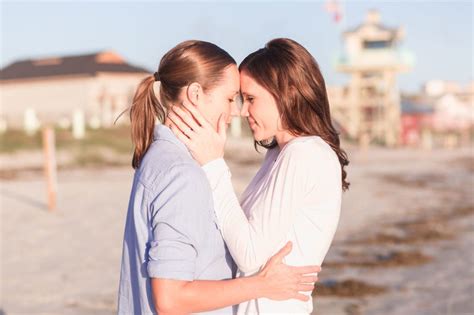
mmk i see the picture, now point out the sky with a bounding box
[1,0,472,93]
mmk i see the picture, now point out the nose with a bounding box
[240,102,249,117]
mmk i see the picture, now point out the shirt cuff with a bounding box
[201,158,229,190]
[147,259,195,281]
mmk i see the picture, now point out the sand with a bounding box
[1,139,473,315]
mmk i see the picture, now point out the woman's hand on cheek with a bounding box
[168,100,228,166]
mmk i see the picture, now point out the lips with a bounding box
[248,119,256,129]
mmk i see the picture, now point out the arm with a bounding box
[152,276,265,315]
[202,147,306,272]
[151,241,319,314]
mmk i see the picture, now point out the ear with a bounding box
[186,82,203,106]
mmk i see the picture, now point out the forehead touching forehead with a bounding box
[208,64,239,95]
[225,64,240,92]
[208,65,240,98]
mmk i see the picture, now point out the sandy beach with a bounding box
[1,139,473,315]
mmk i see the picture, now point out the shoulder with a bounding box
[280,136,339,167]
[275,136,341,187]
[144,159,213,215]
[137,142,208,191]
[279,136,342,194]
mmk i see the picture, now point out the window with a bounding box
[363,40,390,49]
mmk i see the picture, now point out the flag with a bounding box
[325,0,343,23]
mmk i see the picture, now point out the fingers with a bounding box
[181,100,211,128]
[169,123,191,145]
[293,293,310,302]
[172,106,201,131]
[300,275,319,284]
[293,265,321,275]
[168,111,195,139]
[297,283,316,292]
[269,241,293,263]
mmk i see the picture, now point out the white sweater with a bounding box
[202,136,342,314]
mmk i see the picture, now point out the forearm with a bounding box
[203,159,292,272]
[153,275,265,314]
[185,275,266,313]
[202,159,273,271]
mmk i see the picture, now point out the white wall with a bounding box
[0,72,148,129]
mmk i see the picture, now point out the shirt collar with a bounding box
[153,124,191,155]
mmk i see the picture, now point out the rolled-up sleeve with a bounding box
[146,162,211,281]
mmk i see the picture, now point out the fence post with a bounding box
[42,126,58,211]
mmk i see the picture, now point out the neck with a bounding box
[164,117,172,127]
[275,130,297,150]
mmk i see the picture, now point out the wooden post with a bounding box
[42,127,58,211]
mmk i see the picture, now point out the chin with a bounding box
[252,127,272,143]
[252,132,263,142]
[253,134,270,143]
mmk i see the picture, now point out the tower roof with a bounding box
[343,9,402,40]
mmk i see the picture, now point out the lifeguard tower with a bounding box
[334,10,414,146]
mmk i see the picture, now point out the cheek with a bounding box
[215,97,233,120]
[207,96,230,127]
[251,103,279,133]
[209,94,227,110]
[199,97,218,125]
[223,101,232,115]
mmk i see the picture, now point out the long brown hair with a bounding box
[240,38,350,191]
[129,40,236,169]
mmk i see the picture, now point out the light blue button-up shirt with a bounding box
[117,124,235,315]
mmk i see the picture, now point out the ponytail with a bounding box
[130,76,165,169]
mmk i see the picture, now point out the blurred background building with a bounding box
[0,51,148,133]
[400,79,474,148]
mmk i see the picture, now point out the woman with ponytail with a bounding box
[118,40,321,315]
[169,38,349,314]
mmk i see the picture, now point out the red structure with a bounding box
[400,100,434,146]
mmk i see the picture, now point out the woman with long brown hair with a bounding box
[118,40,321,315]
[169,38,349,314]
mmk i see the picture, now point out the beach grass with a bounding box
[0,126,133,154]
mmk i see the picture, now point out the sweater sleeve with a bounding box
[201,145,309,273]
